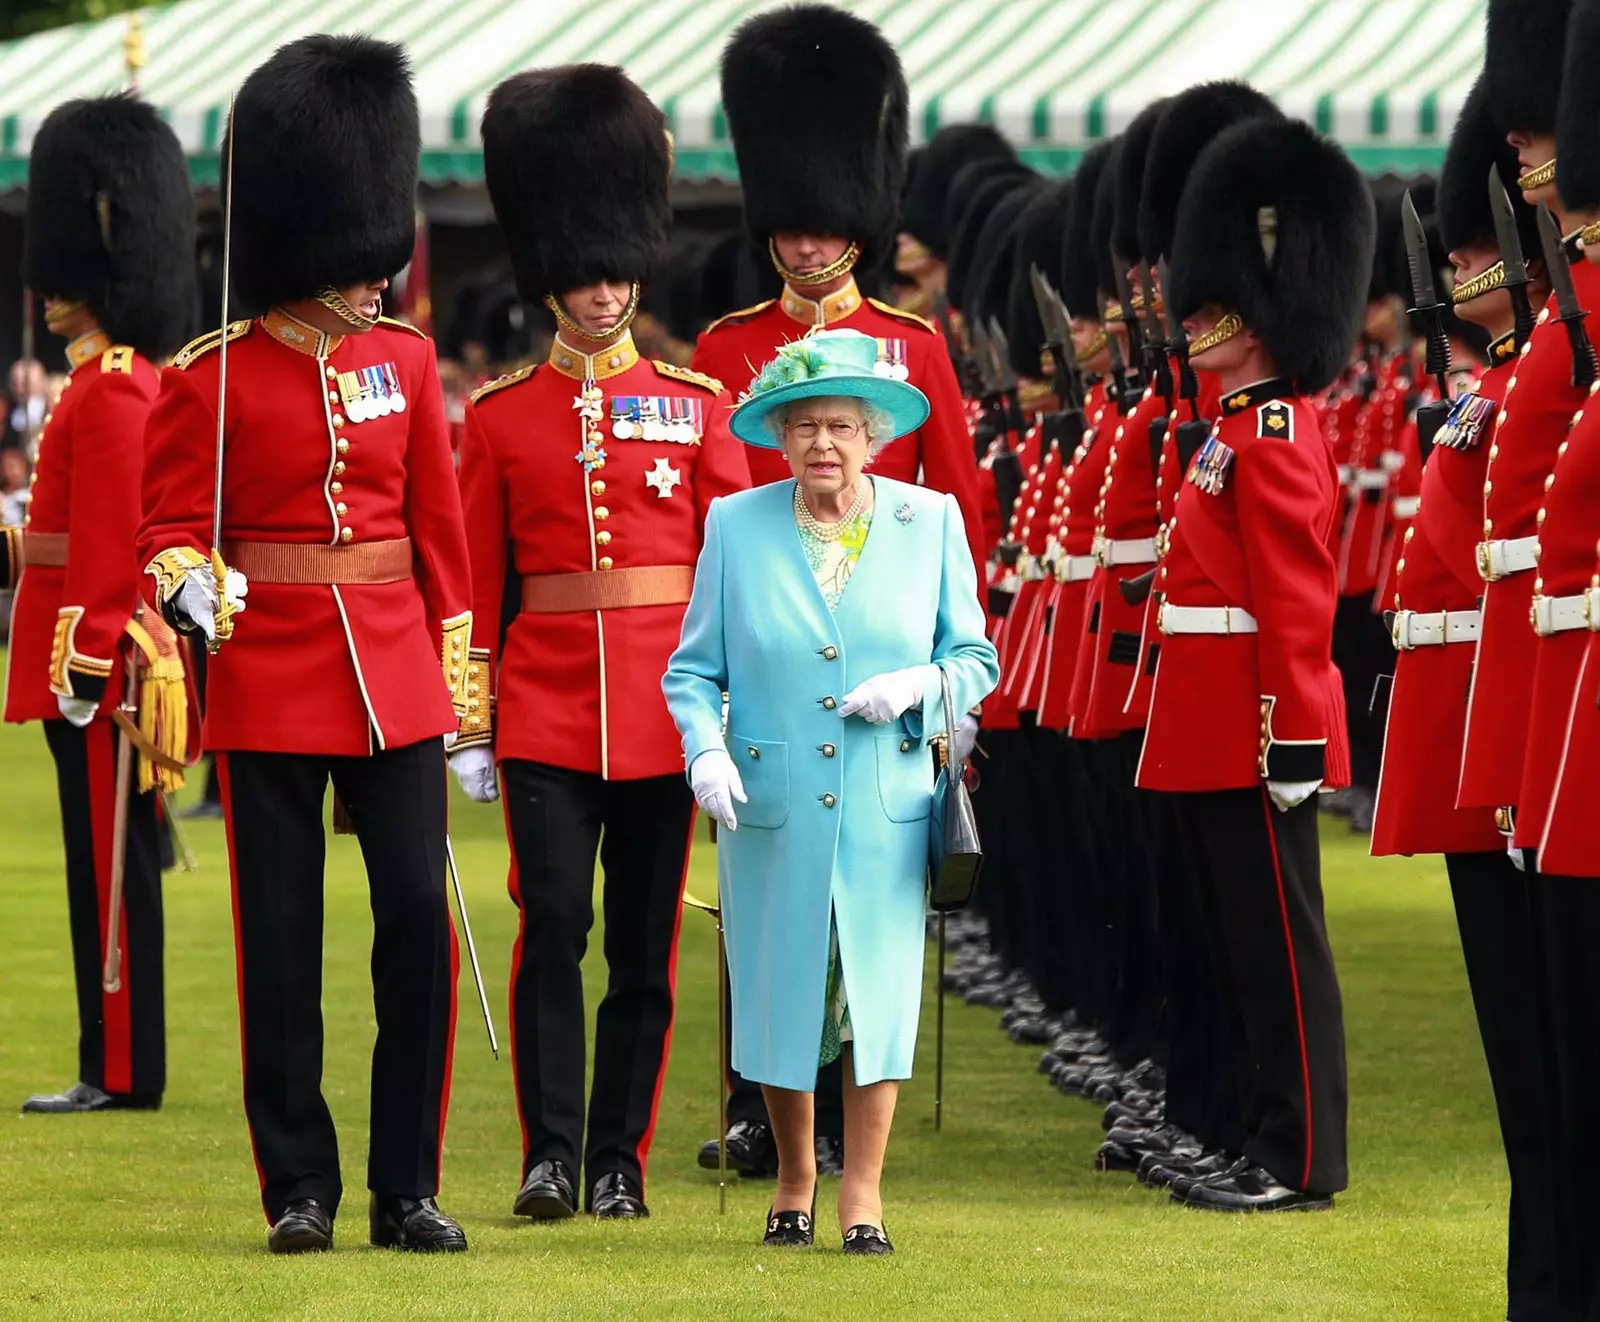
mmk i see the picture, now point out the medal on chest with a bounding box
[609,395,704,443]
[873,338,910,381]
[573,384,608,471]
[1432,392,1497,451]
[335,361,406,423]
[1186,435,1236,496]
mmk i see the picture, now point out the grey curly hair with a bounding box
[768,397,897,458]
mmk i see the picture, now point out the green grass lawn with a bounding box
[0,708,1506,1319]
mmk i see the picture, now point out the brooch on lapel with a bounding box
[895,503,915,525]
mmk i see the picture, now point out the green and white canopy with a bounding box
[0,0,1486,188]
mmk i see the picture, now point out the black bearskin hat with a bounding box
[1060,141,1114,319]
[1368,181,1408,303]
[1169,118,1376,394]
[1485,0,1573,134]
[696,231,784,327]
[1443,75,1538,254]
[1091,140,1123,302]
[960,182,1040,326]
[25,94,196,360]
[945,159,1038,313]
[228,34,418,312]
[1112,99,1169,265]
[1558,0,1600,210]
[483,64,670,301]
[1005,179,1073,376]
[901,123,1017,257]
[721,4,908,269]
[1139,81,1282,264]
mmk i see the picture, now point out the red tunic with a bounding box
[1338,353,1410,597]
[997,430,1066,717]
[457,334,749,779]
[1370,349,1513,857]
[1072,382,1169,735]
[1538,631,1600,875]
[689,278,985,573]
[1122,366,1225,726]
[1037,385,1112,733]
[138,310,472,756]
[1138,383,1348,793]
[1514,348,1600,848]
[4,334,158,723]
[1459,264,1600,810]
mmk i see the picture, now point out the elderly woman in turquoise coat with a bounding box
[663,329,998,1254]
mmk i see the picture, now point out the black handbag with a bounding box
[928,666,983,912]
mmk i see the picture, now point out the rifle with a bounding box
[931,290,981,399]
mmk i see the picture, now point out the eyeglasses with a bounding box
[784,417,866,442]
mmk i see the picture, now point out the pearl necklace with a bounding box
[794,481,867,540]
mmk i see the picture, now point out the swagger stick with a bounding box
[445,834,498,1058]
[935,912,947,1132]
[102,647,142,993]
[683,889,729,1213]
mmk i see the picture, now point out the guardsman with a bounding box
[5,94,195,1115]
[690,3,985,573]
[1370,76,1561,1321]
[137,36,472,1255]
[455,64,750,1223]
[1139,115,1374,1212]
[1101,81,1281,1185]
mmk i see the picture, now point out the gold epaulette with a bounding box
[101,345,136,374]
[867,297,936,334]
[653,361,723,394]
[377,315,428,340]
[470,363,537,405]
[171,320,253,370]
[702,299,776,335]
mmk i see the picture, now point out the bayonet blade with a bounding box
[1401,190,1442,313]
[1029,264,1062,351]
[969,318,997,395]
[988,316,1019,393]
[1490,166,1530,287]
[1538,203,1581,321]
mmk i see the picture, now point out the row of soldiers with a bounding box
[4,0,1595,1301]
[913,1,1600,1318]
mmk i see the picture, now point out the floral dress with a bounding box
[796,496,873,1067]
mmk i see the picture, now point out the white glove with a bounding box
[56,694,98,727]
[838,665,939,724]
[169,563,248,642]
[448,744,499,804]
[953,712,980,764]
[690,749,746,832]
[1267,779,1323,812]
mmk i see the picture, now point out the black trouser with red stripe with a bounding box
[216,738,456,1223]
[1176,787,1348,1193]
[43,719,165,1099]
[1446,851,1563,1322]
[501,760,693,1205]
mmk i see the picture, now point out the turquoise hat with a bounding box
[728,328,931,449]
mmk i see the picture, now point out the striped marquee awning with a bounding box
[0,0,1487,189]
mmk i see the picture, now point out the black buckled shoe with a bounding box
[370,1195,468,1252]
[1174,1163,1334,1212]
[20,1081,161,1114]
[513,1159,576,1220]
[763,1203,815,1246]
[814,1134,845,1177]
[1169,1153,1250,1199]
[1094,1139,1140,1172]
[697,1120,779,1178]
[268,1198,333,1254]
[591,1173,649,1220]
[842,1223,894,1256]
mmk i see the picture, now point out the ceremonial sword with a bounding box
[445,834,499,1058]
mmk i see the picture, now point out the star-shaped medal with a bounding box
[645,457,682,499]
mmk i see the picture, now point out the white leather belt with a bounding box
[1352,470,1391,491]
[1055,553,1097,583]
[1531,590,1598,636]
[1095,536,1159,568]
[1476,535,1539,582]
[1380,449,1406,473]
[1337,464,1354,484]
[1391,608,1482,649]
[1392,495,1420,519]
[1158,604,1258,635]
